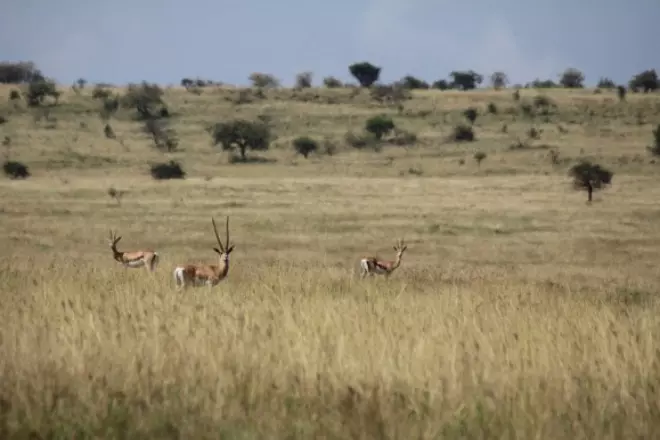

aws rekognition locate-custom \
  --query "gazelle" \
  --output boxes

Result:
[173,216,235,289]
[108,230,160,272]
[359,239,408,278]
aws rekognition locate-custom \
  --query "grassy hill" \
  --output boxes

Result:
[1,83,660,438]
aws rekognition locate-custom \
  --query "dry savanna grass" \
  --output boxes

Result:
[1,83,660,438]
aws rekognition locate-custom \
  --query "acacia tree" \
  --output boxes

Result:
[211,119,271,161]
[569,160,613,203]
[349,62,381,87]
[490,71,508,90]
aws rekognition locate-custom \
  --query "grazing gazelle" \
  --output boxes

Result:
[173,216,235,289]
[359,239,408,278]
[108,230,160,272]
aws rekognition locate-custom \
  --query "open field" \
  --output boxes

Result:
[1,84,660,438]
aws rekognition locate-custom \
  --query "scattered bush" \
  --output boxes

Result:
[431,79,450,90]
[150,161,185,180]
[345,131,377,150]
[3,160,30,179]
[92,85,112,100]
[323,77,343,88]
[647,124,660,156]
[390,129,417,146]
[452,124,475,142]
[450,71,483,90]
[474,151,487,167]
[144,118,179,152]
[349,62,381,87]
[487,102,498,114]
[211,119,271,161]
[463,108,478,124]
[531,79,557,88]
[9,89,21,101]
[597,77,616,89]
[26,79,60,107]
[617,85,626,101]
[559,68,585,88]
[0,61,44,84]
[569,160,613,203]
[629,69,658,93]
[490,72,508,89]
[107,187,126,205]
[400,76,429,90]
[295,72,313,89]
[249,73,280,89]
[292,136,318,158]
[365,115,395,140]
[104,124,116,140]
[121,82,166,120]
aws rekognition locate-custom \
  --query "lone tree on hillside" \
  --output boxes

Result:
[292,136,318,158]
[449,71,483,90]
[211,119,271,161]
[629,69,659,93]
[490,71,508,89]
[365,115,395,140]
[0,61,44,84]
[559,68,585,88]
[569,160,613,203]
[349,62,381,87]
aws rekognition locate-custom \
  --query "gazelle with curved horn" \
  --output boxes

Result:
[108,230,160,272]
[359,239,408,278]
[173,216,235,289]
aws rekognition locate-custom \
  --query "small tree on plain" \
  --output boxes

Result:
[647,124,660,156]
[449,71,483,90]
[559,68,585,88]
[26,79,60,107]
[569,160,613,203]
[463,108,478,124]
[249,73,280,88]
[150,161,185,180]
[293,136,318,158]
[616,85,627,101]
[295,71,313,88]
[474,151,486,167]
[323,76,343,88]
[490,72,508,89]
[400,75,429,89]
[211,119,271,161]
[349,62,381,87]
[365,115,395,140]
[629,69,658,93]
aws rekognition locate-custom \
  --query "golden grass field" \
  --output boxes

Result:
[1,83,660,438]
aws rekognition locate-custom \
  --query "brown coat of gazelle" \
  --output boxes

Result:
[108,230,160,272]
[359,239,408,278]
[173,216,235,288]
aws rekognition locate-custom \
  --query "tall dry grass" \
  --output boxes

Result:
[1,85,660,438]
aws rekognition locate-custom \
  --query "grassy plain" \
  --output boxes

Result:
[1,83,660,438]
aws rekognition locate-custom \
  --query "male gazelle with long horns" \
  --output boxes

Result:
[359,239,408,278]
[108,230,160,272]
[173,216,235,289]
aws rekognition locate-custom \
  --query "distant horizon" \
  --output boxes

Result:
[0,58,653,90]
[1,0,657,88]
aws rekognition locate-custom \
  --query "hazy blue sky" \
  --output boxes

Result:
[1,0,657,87]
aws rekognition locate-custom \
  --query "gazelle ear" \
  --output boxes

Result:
[213,247,222,254]
[393,246,397,251]
[226,245,235,253]
[115,236,122,244]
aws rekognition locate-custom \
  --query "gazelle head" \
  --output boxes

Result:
[394,239,408,260]
[211,216,234,263]
[108,230,123,259]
